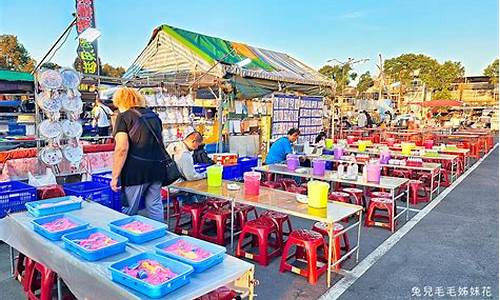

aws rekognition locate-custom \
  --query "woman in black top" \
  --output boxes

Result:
[111,87,165,222]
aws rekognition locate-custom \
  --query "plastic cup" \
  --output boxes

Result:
[286,154,300,171]
[206,165,223,187]
[325,139,334,149]
[312,159,326,176]
[243,171,261,195]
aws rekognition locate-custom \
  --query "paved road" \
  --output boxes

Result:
[339,147,499,300]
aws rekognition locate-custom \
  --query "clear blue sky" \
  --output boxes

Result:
[1,0,498,76]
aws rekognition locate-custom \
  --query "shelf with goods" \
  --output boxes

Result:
[220,99,267,157]
[139,87,197,145]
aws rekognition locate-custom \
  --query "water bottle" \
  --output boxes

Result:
[337,163,345,177]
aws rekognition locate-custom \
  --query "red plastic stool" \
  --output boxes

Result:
[174,202,207,238]
[196,286,237,300]
[199,208,232,245]
[236,217,281,266]
[312,222,350,269]
[162,189,180,219]
[279,229,328,284]
[409,180,429,204]
[261,181,283,190]
[206,198,230,210]
[342,188,365,206]
[369,191,392,199]
[26,262,57,300]
[328,191,351,203]
[15,253,36,291]
[365,197,395,232]
[36,185,65,200]
[235,204,259,228]
[280,179,307,194]
[260,210,292,246]
[439,168,451,187]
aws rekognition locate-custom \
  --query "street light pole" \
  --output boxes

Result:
[326,57,369,139]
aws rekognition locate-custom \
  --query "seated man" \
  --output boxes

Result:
[265,128,300,164]
[166,128,207,204]
[166,128,206,181]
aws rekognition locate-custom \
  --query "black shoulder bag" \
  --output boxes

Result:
[129,109,184,186]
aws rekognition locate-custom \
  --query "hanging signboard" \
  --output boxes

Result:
[75,0,98,75]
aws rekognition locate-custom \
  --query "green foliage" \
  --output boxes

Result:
[356,71,374,93]
[101,63,126,77]
[319,64,357,93]
[0,35,36,72]
[40,62,60,70]
[384,53,464,100]
[483,58,499,85]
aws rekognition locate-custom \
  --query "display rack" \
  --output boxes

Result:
[298,96,324,143]
[271,94,300,139]
[270,94,324,143]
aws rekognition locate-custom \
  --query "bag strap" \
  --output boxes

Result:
[130,109,170,161]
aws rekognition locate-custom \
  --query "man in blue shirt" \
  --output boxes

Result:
[265,128,300,164]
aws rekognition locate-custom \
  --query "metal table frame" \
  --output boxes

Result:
[313,155,441,201]
[343,147,459,182]
[253,164,410,232]
[167,180,363,288]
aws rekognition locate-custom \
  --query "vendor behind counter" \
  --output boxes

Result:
[265,128,300,164]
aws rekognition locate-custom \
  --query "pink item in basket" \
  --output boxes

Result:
[120,220,154,234]
[42,217,77,232]
[164,240,212,261]
[78,232,117,250]
[122,259,177,285]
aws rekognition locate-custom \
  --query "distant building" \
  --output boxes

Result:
[449,76,498,107]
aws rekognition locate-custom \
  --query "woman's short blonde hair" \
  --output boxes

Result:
[113,87,145,110]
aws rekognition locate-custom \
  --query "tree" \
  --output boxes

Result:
[483,58,499,85]
[40,62,60,70]
[356,71,374,93]
[0,35,36,72]
[319,64,357,93]
[384,53,464,100]
[427,61,464,99]
[101,63,126,77]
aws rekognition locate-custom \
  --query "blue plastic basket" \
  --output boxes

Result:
[91,172,145,211]
[237,156,258,173]
[62,227,128,261]
[63,181,116,210]
[32,213,89,241]
[155,236,226,273]
[0,181,37,218]
[323,149,334,155]
[25,196,83,217]
[194,163,211,174]
[109,215,167,244]
[109,252,193,298]
[222,164,242,180]
[8,123,26,136]
[91,172,123,211]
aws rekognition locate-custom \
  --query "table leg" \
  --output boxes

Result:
[166,194,171,228]
[327,222,334,287]
[438,169,441,194]
[430,170,434,201]
[356,211,362,263]
[57,277,62,300]
[451,160,455,182]
[230,200,235,253]
[391,189,395,232]
[406,183,410,221]
[9,246,14,276]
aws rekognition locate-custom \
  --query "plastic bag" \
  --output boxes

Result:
[28,168,57,187]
